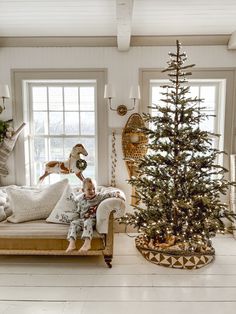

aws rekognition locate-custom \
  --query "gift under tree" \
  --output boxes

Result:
[120,41,236,268]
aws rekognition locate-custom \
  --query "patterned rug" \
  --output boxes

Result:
[135,236,215,270]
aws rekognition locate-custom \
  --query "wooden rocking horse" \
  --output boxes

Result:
[39,144,88,183]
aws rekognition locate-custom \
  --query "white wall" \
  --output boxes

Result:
[1,45,236,205]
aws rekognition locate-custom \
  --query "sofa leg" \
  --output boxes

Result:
[104,255,113,268]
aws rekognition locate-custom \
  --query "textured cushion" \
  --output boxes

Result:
[6,179,68,223]
[0,220,103,239]
[46,184,80,224]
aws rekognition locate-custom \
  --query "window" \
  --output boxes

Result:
[150,80,225,152]
[139,68,235,172]
[28,82,96,185]
[12,69,108,186]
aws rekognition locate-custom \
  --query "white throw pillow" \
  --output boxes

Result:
[46,184,81,224]
[6,179,69,223]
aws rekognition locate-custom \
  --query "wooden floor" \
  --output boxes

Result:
[0,234,236,314]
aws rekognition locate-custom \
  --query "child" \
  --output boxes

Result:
[66,177,122,253]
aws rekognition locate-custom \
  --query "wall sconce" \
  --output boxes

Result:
[0,84,10,114]
[104,84,140,116]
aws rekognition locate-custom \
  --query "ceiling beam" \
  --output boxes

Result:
[116,0,134,52]
[228,31,236,49]
[0,35,229,48]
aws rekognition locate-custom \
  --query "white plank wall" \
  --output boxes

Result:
[0,234,236,314]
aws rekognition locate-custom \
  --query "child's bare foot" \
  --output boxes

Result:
[66,239,76,253]
[79,238,91,252]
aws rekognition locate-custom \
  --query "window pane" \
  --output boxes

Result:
[33,112,48,134]
[81,137,95,165]
[49,138,64,160]
[33,138,47,183]
[65,112,79,134]
[49,87,63,111]
[152,86,162,105]
[80,112,95,135]
[200,112,215,132]
[49,112,63,134]
[32,87,47,110]
[80,87,95,111]
[189,86,199,99]
[80,137,95,179]
[84,164,95,179]
[58,173,83,187]
[64,87,78,111]
[64,138,91,163]
[64,137,95,180]
[200,86,215,110]
[64,138,81,158]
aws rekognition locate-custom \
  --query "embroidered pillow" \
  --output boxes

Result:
[46,184,82,224]
[6,179,68,223]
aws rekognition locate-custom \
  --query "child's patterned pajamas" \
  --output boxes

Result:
[67,217,95,240]
[67,191,120,241]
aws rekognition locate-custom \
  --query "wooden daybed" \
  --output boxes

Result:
[0,196,125,268]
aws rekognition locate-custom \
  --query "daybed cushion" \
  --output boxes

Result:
[0,220,103,239]
[6,179,68,223]
[0,220,105,252]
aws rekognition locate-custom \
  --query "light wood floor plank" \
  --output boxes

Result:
[2,274,236,287]
[2,262,236,275]
[0,234,236,313]
[2,253,236,265]
[1,286,236,302]
[1,301,236,314]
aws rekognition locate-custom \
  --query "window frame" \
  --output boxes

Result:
[11,69,108,186]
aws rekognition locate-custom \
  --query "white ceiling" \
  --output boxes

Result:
[0,0,236,50]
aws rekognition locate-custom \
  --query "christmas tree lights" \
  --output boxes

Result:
[120,41,236,255]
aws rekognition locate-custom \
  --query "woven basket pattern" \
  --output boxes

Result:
[135,236,215,270]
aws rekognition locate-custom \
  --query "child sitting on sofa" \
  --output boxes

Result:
[66,177,122,253]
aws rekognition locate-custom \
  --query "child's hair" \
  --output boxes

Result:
[82,177,97,190]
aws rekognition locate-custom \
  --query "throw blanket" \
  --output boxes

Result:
[0,188,12,221]
[0,123,25,177]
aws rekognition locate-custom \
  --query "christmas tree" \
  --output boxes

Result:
[121,41,236,254]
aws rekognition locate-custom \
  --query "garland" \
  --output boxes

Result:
[111,130,117,187]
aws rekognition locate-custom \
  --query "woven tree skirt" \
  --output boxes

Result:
[135,235,215,270]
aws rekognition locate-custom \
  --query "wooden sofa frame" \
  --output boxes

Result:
[0,212,115,268]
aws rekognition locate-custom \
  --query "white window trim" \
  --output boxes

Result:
[139,68,236,175]
[11,69,108,186]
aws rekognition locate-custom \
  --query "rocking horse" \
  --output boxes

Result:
[39,144,88,183]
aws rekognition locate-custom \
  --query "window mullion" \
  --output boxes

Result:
[47,86,50,183]
[29,84,34,185]
[62,86,65,158]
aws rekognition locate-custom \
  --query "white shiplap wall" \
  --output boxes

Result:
[1,45,236,202]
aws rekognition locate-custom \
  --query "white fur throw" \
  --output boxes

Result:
[6,179,68,223]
